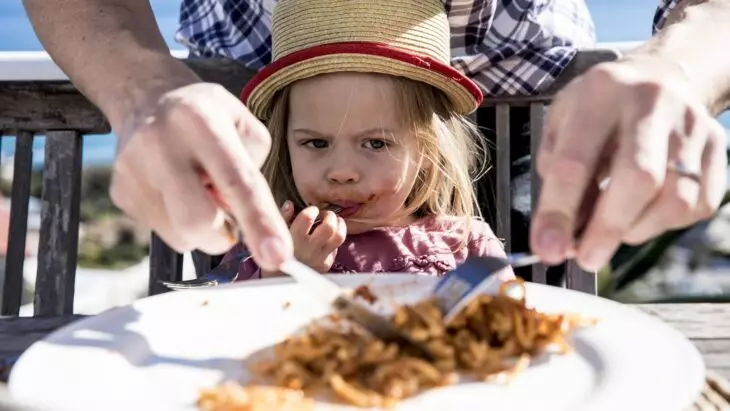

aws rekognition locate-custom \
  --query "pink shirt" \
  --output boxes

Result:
[223,216,515,280]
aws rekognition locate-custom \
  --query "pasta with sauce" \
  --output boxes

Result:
[198,279,597,410]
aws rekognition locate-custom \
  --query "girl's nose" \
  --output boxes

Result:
[326,164,360,184]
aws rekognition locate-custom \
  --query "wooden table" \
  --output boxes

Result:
[0,304,729,409]
[635,303,730,381]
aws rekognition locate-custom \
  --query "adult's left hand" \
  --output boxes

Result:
[531,55,728,271]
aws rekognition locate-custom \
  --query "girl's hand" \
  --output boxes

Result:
[262,201,347,278]
[281,201,347,273]
[261,201,347,276]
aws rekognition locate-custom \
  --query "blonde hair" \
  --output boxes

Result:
[261,74,489,248]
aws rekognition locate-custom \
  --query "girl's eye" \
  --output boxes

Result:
[364,139,387,150]
[303,139,329,149]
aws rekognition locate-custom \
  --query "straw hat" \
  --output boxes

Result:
[240,0,484,120]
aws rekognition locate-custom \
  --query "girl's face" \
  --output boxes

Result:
[287,72,424,234]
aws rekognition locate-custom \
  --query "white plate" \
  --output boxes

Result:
[9,274,704,411]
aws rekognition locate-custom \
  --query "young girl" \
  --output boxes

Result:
[223,0,514,281]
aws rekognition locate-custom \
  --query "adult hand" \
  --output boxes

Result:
[531,55,728,271]
[109,81,293,271]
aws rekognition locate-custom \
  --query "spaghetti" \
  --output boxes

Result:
[198,279,597,410]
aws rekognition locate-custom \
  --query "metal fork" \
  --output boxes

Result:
[503,252,542,268]
[160,204,343,290]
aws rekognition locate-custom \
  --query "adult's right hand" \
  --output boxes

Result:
[531,55,727,271]
[108,82,293,271]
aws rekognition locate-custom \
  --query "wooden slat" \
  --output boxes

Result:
[528,103,547,284]
[148,234,183,296]
[495,104,511,251]
[0,82,109,134]
[564,261,596,294]
[1,132,34,316]
[191,251,213,278]
[34,131,83,316]
[0,59,257,134]
[183,59,258,97]
[636,303,730,339]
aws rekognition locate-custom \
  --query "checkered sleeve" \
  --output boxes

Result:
[653,0,683,33]
[448,0,596,96]
[175,0,274,70]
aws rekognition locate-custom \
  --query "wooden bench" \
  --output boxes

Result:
[0,48,621,319]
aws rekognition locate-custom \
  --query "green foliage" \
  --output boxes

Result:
[77,167,122,222]
[77,237,149,269]
[1,166,148,269]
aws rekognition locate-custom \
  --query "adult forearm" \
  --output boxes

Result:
[22,0,201,131]
[628,0,730,116]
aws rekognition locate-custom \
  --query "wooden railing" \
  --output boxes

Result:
[0,48,621,319]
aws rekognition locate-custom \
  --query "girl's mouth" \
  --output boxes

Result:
[337,205,362,218]
[328,201,363,218]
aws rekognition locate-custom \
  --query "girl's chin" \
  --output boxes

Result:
[343,221,373,235]
[342,213,415,235]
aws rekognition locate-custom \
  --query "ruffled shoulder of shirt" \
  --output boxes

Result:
[387,215,501,245]
[331,215,502,275]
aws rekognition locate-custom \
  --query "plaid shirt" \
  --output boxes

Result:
[175,0,683,96]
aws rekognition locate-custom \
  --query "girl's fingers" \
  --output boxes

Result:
[290,206,319,241]
[310,211,338,247]
[280,200,295,224]
[328,217,348,249]
[291,209,347,272]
